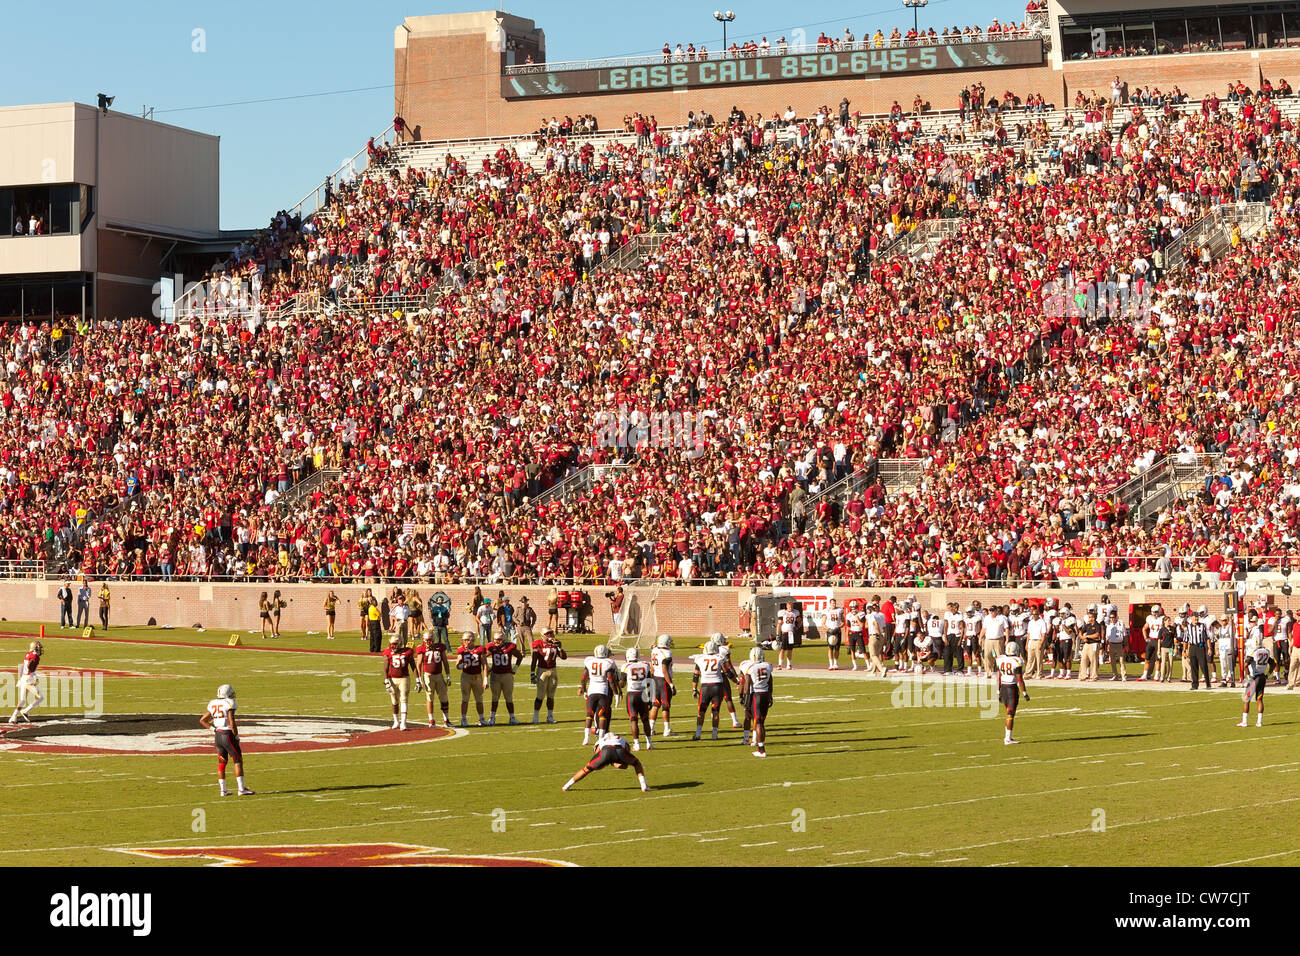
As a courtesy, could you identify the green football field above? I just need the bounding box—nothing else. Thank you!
[1,622,1297,868]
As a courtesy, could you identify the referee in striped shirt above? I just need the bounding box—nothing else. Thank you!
[1184,605,1214,690]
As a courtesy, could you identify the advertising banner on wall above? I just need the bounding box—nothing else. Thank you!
[501,38,1044,99]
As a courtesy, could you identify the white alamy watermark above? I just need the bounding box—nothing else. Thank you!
[49,886,151,937]
[889,675,1000,718]
[592,405,712,451]
[1,672,104,716]
[1041,279,1154,321]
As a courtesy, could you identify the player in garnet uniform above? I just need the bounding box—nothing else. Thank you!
[8,640,43,723]
[415,629,453,729]
[619,648,654,751]
[455,632,487,727]
[561,730,649,793]
[712,634,742,729]
[382,634,416,730]
[580,644,619,745]
[530,628,567,723]
[198,684,254,796]
[485,631,524,725]
[649,634,676,736]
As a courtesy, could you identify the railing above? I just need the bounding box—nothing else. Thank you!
[877,458,926,489]
[288,123,398,222]
[0,560,45,580]
[1164,201,1271,266]
[594,232,675,273]
[517,462,631,513]
[504,31,1039,75]
[275,467,341,516]
[1133,453,1225,524]
[875,218,963,259]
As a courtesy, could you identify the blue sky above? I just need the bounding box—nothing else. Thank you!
[3,0,1004,229]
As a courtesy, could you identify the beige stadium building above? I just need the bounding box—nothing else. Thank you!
[0,102,234,321]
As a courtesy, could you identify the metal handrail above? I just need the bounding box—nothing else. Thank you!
[288,123,398,222]
[504,31,1039,75]
[0,560,45,580]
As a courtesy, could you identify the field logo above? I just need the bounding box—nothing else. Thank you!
[890,675,1000,717]
[49,886,151,937]
[113,843,573,868]
[0,714,459,755]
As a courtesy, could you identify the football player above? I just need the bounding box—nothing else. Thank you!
[740,647,774,757]
[485,629,524,725]
[198,684,254,796]
[455,631,488,727]
[995,641,1030,745]
[561,730,649,793]
[713,634,742,729]
[529,628,566,724]
[1237,644,1275,728]
[649,634,676,737]
[8,640,43,724]
[580,644,618,745]
[825,598,844,670]
[415,629,453,729]
[846,601,866,670]
[777,602,798,670]
[620,648,654,751]
[692,639,733,741]
[382,634,415,730]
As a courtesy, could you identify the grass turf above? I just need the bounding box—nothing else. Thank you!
[1,623,1296,867]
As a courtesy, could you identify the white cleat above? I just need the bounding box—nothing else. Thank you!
[752,749,767,757]
[1235,720,1248,728]
[1004,738,1019,745]
[509,718,520,725]
[532,714,539,724]
[632,740,641,751]
[547,715,556,723]
[711,729,718,741]
[645,739,653,750]
[391,719,399,730]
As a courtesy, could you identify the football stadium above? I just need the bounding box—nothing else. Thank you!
[1,0,1298,919]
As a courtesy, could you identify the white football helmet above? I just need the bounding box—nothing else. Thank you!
[217,684,235,700]
[595,644,611,659]
[749,647,764,663]
[711,632,726,644]
[1006,642,1021,657]
[703,640,719,655]
[717,635,730,647]
[657,634,673,649]
[625,648,639,662]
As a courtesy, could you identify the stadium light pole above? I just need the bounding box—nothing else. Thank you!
[714,10,736,55]
[902,0,927,34]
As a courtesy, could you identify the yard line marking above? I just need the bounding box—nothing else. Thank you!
[1126,762,1145,766]
[937,858,969,863]
[741,842,777,848]
[615,828,647,834]
[1215,847,1300,866]
[1082,759,1105,764]
[988,861,1018,867]
[529,822,557,828]
[787,845,824,852]
[698,837,728,843]
[932,752,955,756]
[569,825,605,831]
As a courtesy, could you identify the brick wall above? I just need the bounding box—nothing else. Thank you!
[397,29,1300,140]
[6,579,1244,641]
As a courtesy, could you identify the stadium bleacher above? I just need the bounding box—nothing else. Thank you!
[6,75,1300,593]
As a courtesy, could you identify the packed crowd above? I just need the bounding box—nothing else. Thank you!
[7,71,1300,588]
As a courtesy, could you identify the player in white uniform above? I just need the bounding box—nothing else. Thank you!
[579,644,619,745]
[692,640,732,740]
[1215,614,1237,688]
[824,599,845,670]
[995,642,1030,745]
[563,730,649,793]
[198,684,254,796]
[9,640,43,723]
[1237,645,1275,728]
[777,603,798,670]
[740,648,775,757]
[620,648,654,751]
[847,604,867,670]
[649,635,676,736]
